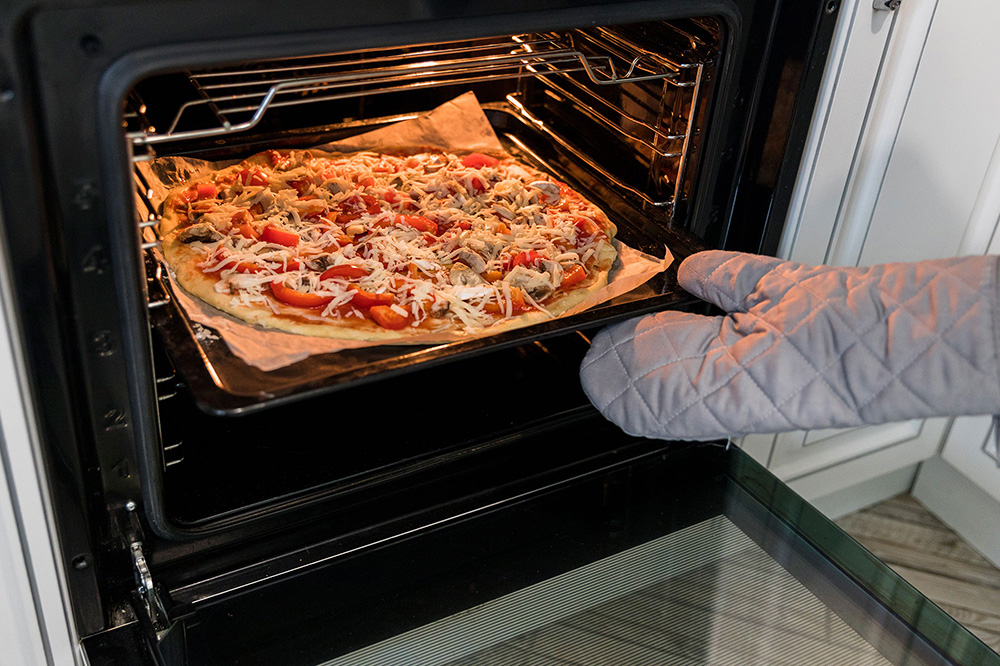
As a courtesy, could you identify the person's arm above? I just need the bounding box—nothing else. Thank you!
[581,251,1000,441]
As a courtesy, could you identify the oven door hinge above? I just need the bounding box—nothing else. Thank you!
[122,502,172,640]
[873,0,900,10]
[130,539,171,638]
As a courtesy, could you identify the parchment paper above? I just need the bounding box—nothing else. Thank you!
[139,92,673,371]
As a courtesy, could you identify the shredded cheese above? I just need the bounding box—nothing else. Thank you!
[174,149,611,330]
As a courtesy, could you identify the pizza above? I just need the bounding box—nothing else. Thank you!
[158,148,617,341]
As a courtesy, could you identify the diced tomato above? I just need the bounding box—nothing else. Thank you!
[320,264,368,280]
[421,233,438,245]
[468,176,487,195]
[336,213,361,225]
[461,153,500,169]
[231,210,252,225]
[239,168,269,187]
[339,193,380,215]
[266,150,288,167]
[369,305,409,330]
[236,223,260,240]
[261,225,299,247]
[357,176,375,188]
[382,190,404,205]
[511,250,544,269]
[483,270,502,282]
[288,179,310,196]
[235,262,264,274]
[196,183,218,200]
[484,286,531,314]
[454,220,472,231]
[495,222,510,235]
[275,259,301,272]
[271,280,333,309]
[509,286,529,312]
[348,285,394,308]
[174,187,198,207]
[326,230,353,248]
[561,264,586,288]
[396,215,438,235]
[574,217,602,238]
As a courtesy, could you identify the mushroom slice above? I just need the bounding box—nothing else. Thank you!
[176,223,224,244]
[540,259,564,288]
[304,254,337,271]
[492,204,516,220]
[528,181,561,205]
[449,262,485,287]
[505,265,554,300]
[455,249,487,274]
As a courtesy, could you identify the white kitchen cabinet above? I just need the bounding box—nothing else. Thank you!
[754,0,1000,520]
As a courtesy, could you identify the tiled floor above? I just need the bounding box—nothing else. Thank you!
[837,494,1000,653]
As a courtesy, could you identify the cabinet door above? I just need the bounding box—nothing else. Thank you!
[769,0,934,491]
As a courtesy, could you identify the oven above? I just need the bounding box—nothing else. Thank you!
[9,1,990,665]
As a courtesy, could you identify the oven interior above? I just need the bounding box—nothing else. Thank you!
[124,19,723,535]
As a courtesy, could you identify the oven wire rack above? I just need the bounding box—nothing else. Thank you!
[125,30,708,149]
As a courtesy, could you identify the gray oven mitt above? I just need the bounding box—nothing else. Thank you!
[580,251,1000,441]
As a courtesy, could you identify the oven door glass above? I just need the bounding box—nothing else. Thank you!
[82,444,1000,666]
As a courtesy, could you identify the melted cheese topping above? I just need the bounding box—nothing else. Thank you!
[170,149,611,331]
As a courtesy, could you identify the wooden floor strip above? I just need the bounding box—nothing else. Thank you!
[838,494,1000,656]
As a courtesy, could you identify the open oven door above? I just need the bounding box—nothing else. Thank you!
[80,435,1000,666]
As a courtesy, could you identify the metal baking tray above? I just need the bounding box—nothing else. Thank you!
[145,105,707,415]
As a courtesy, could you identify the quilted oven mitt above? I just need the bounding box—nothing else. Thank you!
[580,251,1000,441]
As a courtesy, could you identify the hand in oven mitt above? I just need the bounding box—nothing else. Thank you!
[580,251,1000,441]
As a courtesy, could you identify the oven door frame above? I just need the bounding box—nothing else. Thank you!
[0,0,839,642]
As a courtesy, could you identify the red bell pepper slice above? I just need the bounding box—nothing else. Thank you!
[320,265,369,280]
[348,285,393,308]
[369,305,409,330]
[460,153,499,169]
[396,215,438,235]
[561,264,586,288]
[271,280,333,309]
[261,225,299,247]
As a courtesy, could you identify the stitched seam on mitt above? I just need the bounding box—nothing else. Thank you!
[656,322,796,432]
[873,265,995,386]
[769,265,964,411]
[696,253,750,311]
[579,317,706,370]
[854,299,982,415]
[737,269,859,415]
[607,339,670,426]
[767,267,898,410]
[854,263,991,411]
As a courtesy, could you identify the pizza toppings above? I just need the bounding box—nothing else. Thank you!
[163,149,616,332]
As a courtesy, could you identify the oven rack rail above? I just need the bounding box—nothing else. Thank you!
[125,30,707,149]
